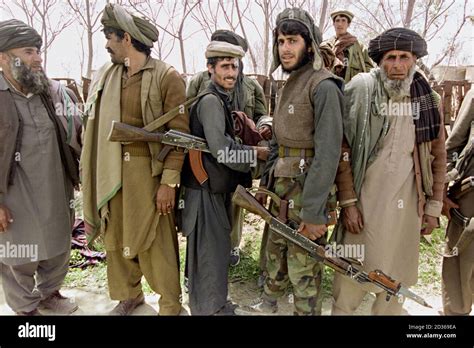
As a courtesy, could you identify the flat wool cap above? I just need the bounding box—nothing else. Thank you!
[205,41,245,59]
[330,10,354,22]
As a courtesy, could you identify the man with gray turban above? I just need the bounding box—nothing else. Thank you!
[332,27,446,315]
[81,4,189,315]
[181,41,268,315]
[0,19,80,315]
[236,8,344,316]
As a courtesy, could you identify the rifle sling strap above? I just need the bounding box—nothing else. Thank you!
[143,92,213,133]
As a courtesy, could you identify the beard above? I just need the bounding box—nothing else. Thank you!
[281,51,312,74]
[9,54,49,94]
[380,64,416,101]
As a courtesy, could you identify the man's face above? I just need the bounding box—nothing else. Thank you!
[333,15,350,36]
[277,33,308,73]
[0,46,43,73]
[105,32,127,64]
[208,58,239,91]
[0,47,48,94]
[381,50,416,80]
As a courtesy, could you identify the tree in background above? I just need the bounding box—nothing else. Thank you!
[352,0,470,69]
[66,0,103,79]
[1,0,74,73]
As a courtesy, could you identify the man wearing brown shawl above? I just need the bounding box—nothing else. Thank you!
[81,4,189,315]
[322,10,374,83]
[332,28,446,315]
[0,20,80,315]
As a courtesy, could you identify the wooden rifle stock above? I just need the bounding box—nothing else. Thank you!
[108,121,163,143]
[232,185,274,224]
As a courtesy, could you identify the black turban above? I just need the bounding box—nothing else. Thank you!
[211,30,248,53]
[0,19,42,52]
[368,27,428,64]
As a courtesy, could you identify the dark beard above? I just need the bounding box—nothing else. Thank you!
[281,53,311,74]
[9,55,49,94]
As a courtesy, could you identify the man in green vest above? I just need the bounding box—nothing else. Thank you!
[235,8,344,316]
[81,4,189,315]
[323,9,374,83]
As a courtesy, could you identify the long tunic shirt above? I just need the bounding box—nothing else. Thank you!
[343,99,422,286]
[0,75,72,266]
[183,85,253,315]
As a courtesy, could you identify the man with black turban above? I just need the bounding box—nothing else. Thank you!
[331,27,446,315]
[0,19,81,315]
[81,4,189,315]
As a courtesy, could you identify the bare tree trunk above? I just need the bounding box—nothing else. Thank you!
[319,0,328,31]
[179,32,187,74]
[85,0,93,78]
[403,0,416,28]
[263,0,271,75]
[66,0,102,78]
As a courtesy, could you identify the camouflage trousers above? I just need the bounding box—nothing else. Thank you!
[263,177,323,315]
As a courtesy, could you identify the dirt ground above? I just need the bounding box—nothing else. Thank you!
[0,213,471,316]
[0,269,458,316]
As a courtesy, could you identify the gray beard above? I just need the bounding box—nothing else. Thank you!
[9,55,49,95]
[380,64,416,101]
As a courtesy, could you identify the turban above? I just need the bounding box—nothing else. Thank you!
[270,8,323,74]
[368,27,428,64]
[330,9,354,22]
[0,19,42,52]
[205,41,245,59]
[211,30,248,53]
[101,4,158,48]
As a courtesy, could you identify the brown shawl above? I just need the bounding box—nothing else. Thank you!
[333,32,357,75]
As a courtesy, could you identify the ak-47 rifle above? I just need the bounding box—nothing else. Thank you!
[232,185,432,308]
[108,120,210,159]
[108,121,211,184]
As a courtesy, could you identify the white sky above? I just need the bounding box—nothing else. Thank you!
[1,0,473,82]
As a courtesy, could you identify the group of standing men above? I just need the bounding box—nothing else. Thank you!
[0,3,472,316]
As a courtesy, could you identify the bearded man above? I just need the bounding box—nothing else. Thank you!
[332,28,446,315]
[81,4,189,315]
[0,20,81,315]
[236,8,344,316]
[322,9,374,83]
